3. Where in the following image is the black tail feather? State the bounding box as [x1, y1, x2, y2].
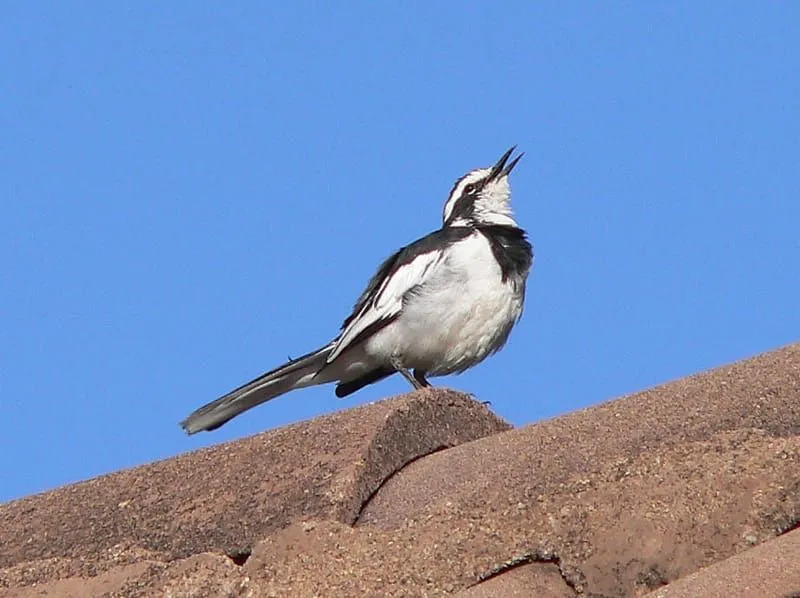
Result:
[181, 344, 332, 434]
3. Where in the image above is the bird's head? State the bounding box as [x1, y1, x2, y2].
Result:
[442, 146, 523, 228]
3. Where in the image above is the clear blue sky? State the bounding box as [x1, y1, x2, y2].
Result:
[2, 4, 798, 502]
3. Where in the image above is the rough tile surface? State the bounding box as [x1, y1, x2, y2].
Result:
[1, 390, 508, 593]
[2, 343, 799, 597]
[642, 528, 800, 598]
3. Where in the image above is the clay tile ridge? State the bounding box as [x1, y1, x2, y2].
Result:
[2, 342, 800, 598]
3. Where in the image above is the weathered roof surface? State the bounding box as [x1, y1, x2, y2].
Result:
[0, 390, 509, 595]
[641, 527, 800, 598]
[2, 343, 799, 597]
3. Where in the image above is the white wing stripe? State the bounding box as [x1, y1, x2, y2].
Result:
[327, 250, 444, 363]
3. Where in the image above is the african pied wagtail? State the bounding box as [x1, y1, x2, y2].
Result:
[181, 147, 533, 433]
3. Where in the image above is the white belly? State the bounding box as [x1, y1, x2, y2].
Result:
[364, 232, 525, 375]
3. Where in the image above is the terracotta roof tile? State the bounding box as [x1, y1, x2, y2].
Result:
[457, 562, 576, 597]
[2, 343, 799, 597]
[1, 390, 508, 593]
[642, 528, 800, 598]
[358, 343, 800, 594]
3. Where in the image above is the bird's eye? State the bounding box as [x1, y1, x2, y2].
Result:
[464, 183, 476, 195]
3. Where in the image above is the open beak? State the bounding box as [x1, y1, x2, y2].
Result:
[489, 146, 524, 181]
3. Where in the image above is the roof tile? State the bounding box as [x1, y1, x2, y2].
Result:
[2, 343, 799, 597]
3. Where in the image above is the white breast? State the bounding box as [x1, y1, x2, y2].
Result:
[365, 231, 525, 375]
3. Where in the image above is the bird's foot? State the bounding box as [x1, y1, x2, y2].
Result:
[391, 357, 425, 390]
[413, 369, 431, 388]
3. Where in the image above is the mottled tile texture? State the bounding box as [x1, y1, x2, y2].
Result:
[2, 344, 800, 597]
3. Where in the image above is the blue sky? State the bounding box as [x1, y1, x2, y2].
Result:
[2, 3, 798, 501]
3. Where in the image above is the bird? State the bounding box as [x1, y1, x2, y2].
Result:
[181, 147, 533, 434]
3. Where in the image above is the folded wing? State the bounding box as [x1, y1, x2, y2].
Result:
[327, 227, 473, 364]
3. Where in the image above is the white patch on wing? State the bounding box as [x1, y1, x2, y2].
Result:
[327, 250, 445, 363]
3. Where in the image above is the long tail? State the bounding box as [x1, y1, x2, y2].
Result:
[180, 343, 333, 434]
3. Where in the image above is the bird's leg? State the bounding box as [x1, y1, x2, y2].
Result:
[391, 357, 424, 390]
[413, 369, 431, 388]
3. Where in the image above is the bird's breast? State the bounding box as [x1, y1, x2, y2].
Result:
[366, 231, 528, 374]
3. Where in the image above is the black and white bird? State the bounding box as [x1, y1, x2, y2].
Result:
[181, 147, 533, 434]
